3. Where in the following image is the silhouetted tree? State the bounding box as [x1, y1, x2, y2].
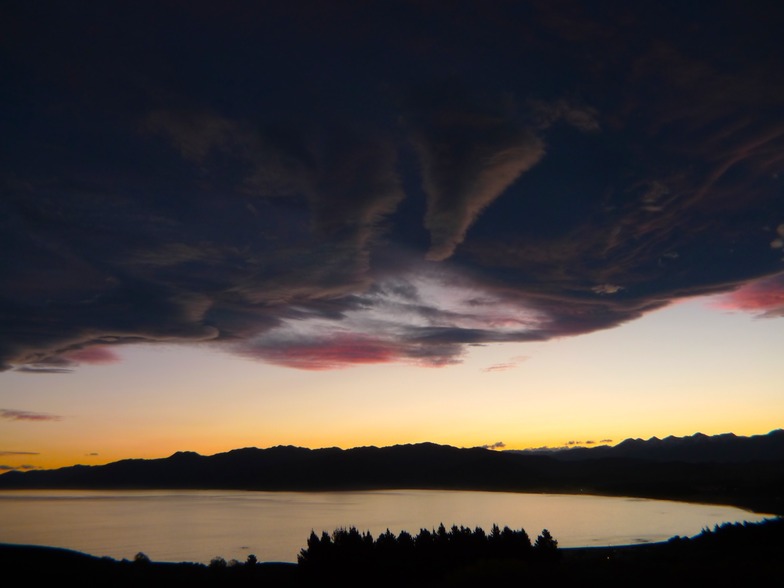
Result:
[297, 523, 562, 579]
[397, 529, 415, 562]
[376, 528, 398, 557]
[299, 530, 333, 568]
[398, 529, 414, 549]
[534, 529, 560, 563]
[489, 523, 502, 550]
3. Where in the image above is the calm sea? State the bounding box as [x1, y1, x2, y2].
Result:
[0, 489, 772, 563]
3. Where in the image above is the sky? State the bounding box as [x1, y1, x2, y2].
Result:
[2, 1, 784, 470]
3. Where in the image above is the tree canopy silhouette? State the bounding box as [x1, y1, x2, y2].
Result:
[298, 523, 557, 580]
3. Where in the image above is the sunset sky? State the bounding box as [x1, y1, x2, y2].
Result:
[2, 1, 783, 471]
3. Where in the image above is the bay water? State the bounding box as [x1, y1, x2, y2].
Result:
[0, 489, 771, 563]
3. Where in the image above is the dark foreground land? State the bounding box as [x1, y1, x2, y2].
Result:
[2, 518, 782, 587]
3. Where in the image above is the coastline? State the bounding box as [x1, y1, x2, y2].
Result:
[1, 487, 778, 566]
[3, 517, 783, 586]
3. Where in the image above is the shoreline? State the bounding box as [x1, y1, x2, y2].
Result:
[3, 483, 781, 516]
[3, 518, 783, 586]
[1, 487, 778, 565]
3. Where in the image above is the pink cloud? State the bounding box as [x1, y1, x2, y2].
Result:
[237, 332, 465, 370]
[713, 274, 784, 316]
[483, 363, 516, 372]
[62, 346, 121, 365]
[240, 335, 404, 370]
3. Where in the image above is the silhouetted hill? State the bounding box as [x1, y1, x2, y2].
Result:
[0, 443, 552, 491]
[0, 543, 297, 588]
[510, 429, 784, 463]
[3, 519, 784, 586]
[1, 441, 783, 514]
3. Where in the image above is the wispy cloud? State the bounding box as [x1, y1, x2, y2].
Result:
[0, 451, 40, 456]
[414, 117, 545, 262]
[15, 367, 74, 374]
[0, 409, 62, 422]
[483, 355, 529, 372]
[233, 267, 546, 369]
[13, 352, 114, 374]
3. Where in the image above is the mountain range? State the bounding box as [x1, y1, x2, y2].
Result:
[510, 429, 784, 463]
[1, 430, 782, 514]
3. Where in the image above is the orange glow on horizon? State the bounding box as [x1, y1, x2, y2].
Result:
[4, 420, 782, 472]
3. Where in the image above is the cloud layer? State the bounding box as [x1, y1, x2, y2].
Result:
[2, 2, 783, 372]
[0, 409, 62, 422]
[714, 274, 784, 318]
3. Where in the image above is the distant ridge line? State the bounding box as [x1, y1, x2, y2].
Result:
[1, 434, 783, 515]
[507, 429, 784, 463]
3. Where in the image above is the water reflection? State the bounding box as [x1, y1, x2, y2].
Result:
[0, 489, 771, 563]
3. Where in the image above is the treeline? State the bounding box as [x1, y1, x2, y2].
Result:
[671, 517, 784, 553]
[3, 518, 782, 587]
[298, 523, 558, 580]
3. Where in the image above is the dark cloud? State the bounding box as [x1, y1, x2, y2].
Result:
[14, 367, 75, 374]
[2, 2, 784, 372]
[479, 442, 506, 450]
[515, 437, 612, 452]
[407, 90, 547, 262]
[0, 409, 62, 422]
[561, 440, 608, 447]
